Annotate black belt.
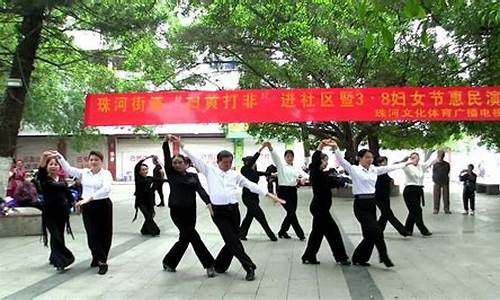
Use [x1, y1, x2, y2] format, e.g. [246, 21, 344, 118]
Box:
[354, 194, 375, 200]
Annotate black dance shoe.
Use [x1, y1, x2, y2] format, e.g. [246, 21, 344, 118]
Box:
[245, 268, 255, 281]
[162, 262, 176, 272]
[90, 258, 99, 268]
[298, 236, 306, 241]
[353, 260, 371, 267]
[98, 263, 108, 275]
[269, 235, 278, 242]
[380, 258, 394, 268]
[239, 236, 248, 241]
[206, 266, 216, 278]
[157, 202, 165, 207]
[337, 260, 351, 266]
[302, 257, 320, 264]
[421, 231, 433, 236]
[278, 232, 291, 239]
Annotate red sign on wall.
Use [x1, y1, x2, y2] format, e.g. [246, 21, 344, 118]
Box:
[84, 86, 500, 126]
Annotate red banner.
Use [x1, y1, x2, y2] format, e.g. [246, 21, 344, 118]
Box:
[84, 86, 500, 126]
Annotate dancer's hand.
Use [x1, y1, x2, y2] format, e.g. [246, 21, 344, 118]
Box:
[207, 204, 214, 217]
[267, 193, 285, 205]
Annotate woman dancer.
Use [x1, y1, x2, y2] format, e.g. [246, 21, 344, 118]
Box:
[301, 139, 350, 265]
[38, 151, 75, 272]
[161, 135, 216, 277]
[332, 141, 415, 267]
[401, 152, 435, 236]
[375, 156, 408, 237]
[239, 142, 277, 241]
[133, 155, 162, 236]
[269, 143, 308, 240]
[57, 150, 113, 275]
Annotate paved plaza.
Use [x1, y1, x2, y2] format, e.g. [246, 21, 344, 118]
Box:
[1, 183, 499, 300]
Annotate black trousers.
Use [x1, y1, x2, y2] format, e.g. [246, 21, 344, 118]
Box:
[352, 197, 389, 263]
[403, 186, 430, 234]
[212, 203, 255, 272]
[463, 189, 475, 211]
[267, 179, 277, 194]
[277, 186, 305, 238]
[138, 202, 160, 236]
[82, 199, 113, 264]
[152, 182, 165, 204]
[375, 195, 406, 235]
[302, 205, 349, 262]
[46, 215, 74, 268]
[239, 194, 275, 239]
[163, 207, 214, 269]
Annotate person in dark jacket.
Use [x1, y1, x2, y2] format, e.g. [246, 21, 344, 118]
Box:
[432, 150, 451, 214]
[239, 143, 277, 242]
[37, 151, 75, 272]
[459, 164, 477, 215]
[374, 156, 408, 237]
[133, 155, 162, 236]
[161, 135, 216, 277]
[301, 139, 350, 266]
[152, 156, 166, 207]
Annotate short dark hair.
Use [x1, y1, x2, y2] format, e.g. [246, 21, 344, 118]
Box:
[88, 150, 104, 161]
[357, 149, 373, 159]
[217, 150, 233, 161]
[468, 164, 474, 169]
[375, 156, 388, 165]
[284, 150, 294, 157]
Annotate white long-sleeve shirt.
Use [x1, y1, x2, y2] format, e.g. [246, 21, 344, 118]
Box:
[58, 157, 113, 201]
[403, 158, 437, 186]
[182, 147, 267, 205]
[334, 149, 405, 195]
[270, 150, 309, 187]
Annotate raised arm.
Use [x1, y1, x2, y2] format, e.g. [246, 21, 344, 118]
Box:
[55, 152, 83, 179]
[162, 137, 175, 176]
[423, 151, 438, 171]
[172, 135, 210, 176]
[375, 162, 407, 175]
[268, 142, 284, 175]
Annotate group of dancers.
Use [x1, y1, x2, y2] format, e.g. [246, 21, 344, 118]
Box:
[36, 135, 446, 280]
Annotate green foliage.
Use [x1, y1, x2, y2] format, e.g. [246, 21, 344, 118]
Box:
[167, 0, 500, 151]
[0, 0, 176, 151]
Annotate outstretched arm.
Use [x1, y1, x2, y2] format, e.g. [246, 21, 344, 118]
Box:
[171, 135, 210, 176]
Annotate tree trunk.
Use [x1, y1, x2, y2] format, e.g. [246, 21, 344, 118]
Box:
[368, 132, 380, 158]
[300, 123, 311, 167]
[0, 8, 44, 196]
[340, 122, 357, 164]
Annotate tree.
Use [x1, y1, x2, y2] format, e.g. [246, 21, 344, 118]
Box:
[0, 0, 175, 194]
[163, 0, 499, 158]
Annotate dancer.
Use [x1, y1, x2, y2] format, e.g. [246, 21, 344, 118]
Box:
[301, 139, 350, 266]
[161, 135, 216, 277]
[173, 135, 284, 281]
[239, 142, 277, 242]
[133, 155, 162, 236]
[332, 140, 415, 267]
[56, 150, 113, 275]
[152, 156, 166, 207]
[269, 143, 308, 240]
[401, 152, 434, 236]
[459, 164, 477, 215]
[38, 151, 75, 272]
[375, 156, 408, 237]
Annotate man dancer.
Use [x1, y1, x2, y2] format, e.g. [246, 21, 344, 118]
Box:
[172, 135, 284, 281]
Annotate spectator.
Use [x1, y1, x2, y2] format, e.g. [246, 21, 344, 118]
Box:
[432, 150, 451, 214]
[459, 164, 477, 216]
